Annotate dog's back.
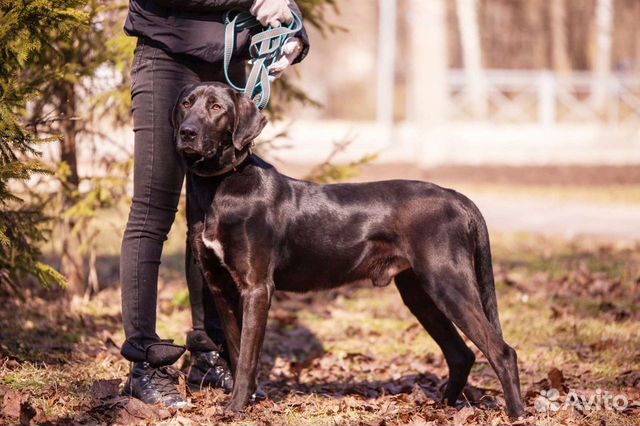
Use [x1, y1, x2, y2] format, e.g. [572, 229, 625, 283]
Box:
[209, 156, 488, 294]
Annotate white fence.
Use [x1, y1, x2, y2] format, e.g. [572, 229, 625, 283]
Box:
[69, 70, 640, 170]
[273, 70, 640, 166]
[448, 70, 640, 126]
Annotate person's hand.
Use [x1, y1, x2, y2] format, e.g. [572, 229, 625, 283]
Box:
[268, 37, 303, 80]
[250, 0, 293, 28]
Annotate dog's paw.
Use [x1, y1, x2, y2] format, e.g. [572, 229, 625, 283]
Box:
[224, 398, 248, 414]
[507, 410, 530, 424]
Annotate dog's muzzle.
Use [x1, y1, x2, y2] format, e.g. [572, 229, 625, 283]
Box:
[178, 138, 217, 167]
[176, 146, 201, 166]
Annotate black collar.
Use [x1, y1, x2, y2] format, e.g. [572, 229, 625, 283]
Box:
[193, 144, 253, 178]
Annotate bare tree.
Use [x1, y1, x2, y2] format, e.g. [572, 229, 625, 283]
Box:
[376, 0, 397, 143]
[456, 0, 486, 117]
[408, 0, 448, 124]
[407, 0, 448, 165]
[591, 0, 613, 111]
[550, 0, 571, 73]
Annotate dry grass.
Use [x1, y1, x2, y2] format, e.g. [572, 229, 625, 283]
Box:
[1, 234, 639, 425]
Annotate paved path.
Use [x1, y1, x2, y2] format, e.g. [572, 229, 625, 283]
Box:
[473, 195, 640, 240]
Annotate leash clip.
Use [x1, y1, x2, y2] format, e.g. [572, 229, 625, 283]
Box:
[223, 9, 302, 110]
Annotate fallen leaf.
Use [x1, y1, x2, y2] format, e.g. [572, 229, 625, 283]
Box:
[157, 408, 172, 419]
[548, 368, 567, 393]
[453, 406, 475, 424]
[92, 379, 121, 400]
[2, 389, 28, 419]
[618, 370, 640, 388]
[112, 397, 161, 424]
[174, 415, 194, 425]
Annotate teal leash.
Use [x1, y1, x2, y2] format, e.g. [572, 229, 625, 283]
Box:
[223, 10, 302, 110]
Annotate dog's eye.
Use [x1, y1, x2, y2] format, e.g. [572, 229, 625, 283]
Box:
[210, 103, 222, 111]
[182, 101, 191, 109]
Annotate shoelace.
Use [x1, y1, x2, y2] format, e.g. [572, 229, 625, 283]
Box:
[204, 364, 233, 387]
[147, 366, 183, 397]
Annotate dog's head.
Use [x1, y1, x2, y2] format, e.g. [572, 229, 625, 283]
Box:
[173, 82, 267, 176]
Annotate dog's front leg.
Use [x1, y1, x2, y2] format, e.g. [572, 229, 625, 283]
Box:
[225, 283, 273, 412]
[189, 219, 242, 372]
[210, 286, 241, 372]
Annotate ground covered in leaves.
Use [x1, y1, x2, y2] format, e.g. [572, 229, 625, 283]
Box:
[1, 234, 639, 425]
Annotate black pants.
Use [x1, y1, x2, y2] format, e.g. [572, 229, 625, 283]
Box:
[120, 40, 244, 361]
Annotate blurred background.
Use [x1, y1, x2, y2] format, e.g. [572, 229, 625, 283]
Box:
[280, 0, 640, 166]
[274, 0, 640, 247]
[68, 0, 640, 268]
[1, 1, 639, 425]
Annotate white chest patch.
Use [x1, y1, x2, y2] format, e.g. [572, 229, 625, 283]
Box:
[202, 232, 225, 263]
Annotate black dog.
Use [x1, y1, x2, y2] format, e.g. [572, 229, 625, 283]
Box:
[174, 82, 525, 418]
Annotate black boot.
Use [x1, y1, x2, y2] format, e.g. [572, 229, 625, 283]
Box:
[124, 362, 190, 409]
[186, 329, 233, 392]
[187, 350, 265, 399]
[187, 350, 234, 393]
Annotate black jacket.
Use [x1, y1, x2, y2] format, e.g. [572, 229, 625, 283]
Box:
[124, 0, 310, 64]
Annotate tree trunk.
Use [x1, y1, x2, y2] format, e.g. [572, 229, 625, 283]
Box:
[376, 0, 397, 143]
[408, 0, 448, 166]
[591, 0, 613, 111]
[456, 0, 486, 117]
[550, 0, 571, 73]
[59, 82, 86, 296]
[408, 0, 448, 124]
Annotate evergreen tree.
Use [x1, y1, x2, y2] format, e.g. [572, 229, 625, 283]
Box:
[0, 0, 87, 294]
[27, 0, 135, 296]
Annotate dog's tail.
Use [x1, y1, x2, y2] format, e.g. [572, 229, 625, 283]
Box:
[473, 212, 503, 335]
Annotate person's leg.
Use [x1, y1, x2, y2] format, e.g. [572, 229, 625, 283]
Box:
[121, 42, 192, 356]
[122, 43, 232, 408]
[120, 42, 202, 363]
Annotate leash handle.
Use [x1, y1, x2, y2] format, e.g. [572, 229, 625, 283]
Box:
[223, 9, 302, 110]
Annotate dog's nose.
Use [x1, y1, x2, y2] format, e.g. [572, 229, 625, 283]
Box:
[179, 125, 198, 142]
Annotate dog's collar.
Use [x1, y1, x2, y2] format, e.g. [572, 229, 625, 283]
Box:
[195, 143, 253, 177]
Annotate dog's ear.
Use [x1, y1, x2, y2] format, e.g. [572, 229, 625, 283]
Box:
[232, 93, 267, 151]
[171, 84, 197, 130]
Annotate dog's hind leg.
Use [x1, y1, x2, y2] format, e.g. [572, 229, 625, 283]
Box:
[410, 257, 524, 418]
[395, 269, 475, 406]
